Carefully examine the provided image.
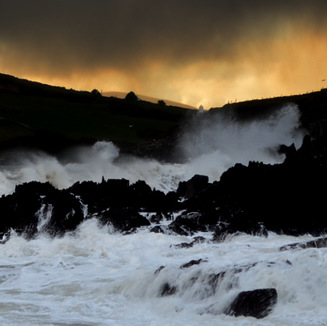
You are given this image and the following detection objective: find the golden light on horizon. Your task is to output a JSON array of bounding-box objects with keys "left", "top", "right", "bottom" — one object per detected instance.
[{"left": 2, "top": 4, "right": 327, "bottom": 110}]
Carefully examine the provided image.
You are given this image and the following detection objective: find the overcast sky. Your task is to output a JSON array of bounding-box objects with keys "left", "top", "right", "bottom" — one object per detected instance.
[{"left": 1, "top": 0, "right": 327, "bottom": 108}]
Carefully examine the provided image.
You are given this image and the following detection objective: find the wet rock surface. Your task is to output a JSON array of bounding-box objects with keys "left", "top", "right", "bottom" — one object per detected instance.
[
  {"left": 154, "top": 260, "right": 279, "bottom": 318},
  {"left": 225, "top": 288, "right": 278, "bottom": 319},
  {"left": 279, "top": 236, "right": 327, "bottom": 251}
]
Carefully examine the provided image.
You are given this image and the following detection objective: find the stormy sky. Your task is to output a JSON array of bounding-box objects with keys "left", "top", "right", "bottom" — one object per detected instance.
[{"left": 1, "top": 0, "right": 327, "bottom": 108}]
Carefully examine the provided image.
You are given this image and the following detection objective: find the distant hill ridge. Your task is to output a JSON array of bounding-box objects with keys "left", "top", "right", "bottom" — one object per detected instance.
[
  {"left": 0, "top": 73, "right": 195, "bottom": 159},
  {"left": 1, "top": 72, "right": 327, "bottom": 158},
  {"left": 103, "top": 91, "right": 196, "bottom": 109},
  {"left": 0, "top": 73, "right": 195, "bottom": 109}
]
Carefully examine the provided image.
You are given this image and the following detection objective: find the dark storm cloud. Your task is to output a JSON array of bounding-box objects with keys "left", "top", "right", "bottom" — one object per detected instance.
[{"left": 1, "top": 0, "right": 327, "bottom": 75}]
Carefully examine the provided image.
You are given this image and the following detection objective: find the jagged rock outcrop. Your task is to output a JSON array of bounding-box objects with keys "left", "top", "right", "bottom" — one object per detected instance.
[
  {"left": 177, "top": 174, "right": 209, "bottom": 198},
  {"left": 212, "top": 135, "right": 327, "bottom": 237},
  {"left": 0, "top": 135, "right": 327, "bottom": 240},
  {"left": 0, "top": 182, "right": 84, "bottom": 238}
]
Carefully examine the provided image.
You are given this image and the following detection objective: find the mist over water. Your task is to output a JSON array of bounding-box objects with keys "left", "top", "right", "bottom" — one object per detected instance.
[
  {"left": 0, "top": 104, "right": 305, "bottom": 196},
  {"left": 179, "top": 104, "right": 305, "bottom": 180},
  {"left": 0, "top": 143, "right": 185, "bottom": 195}
]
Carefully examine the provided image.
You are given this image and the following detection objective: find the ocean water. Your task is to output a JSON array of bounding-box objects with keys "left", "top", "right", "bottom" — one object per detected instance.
[
  {"left": 0, "top": 104, "right": 326, "bottom": 325},
  {"left": 0, "top": 224, "right": 326, "bottom": 325}
]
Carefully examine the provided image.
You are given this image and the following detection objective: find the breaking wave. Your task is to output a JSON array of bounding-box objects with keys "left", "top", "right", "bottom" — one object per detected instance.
[{"left": 0, "top": 104, "right": 305, "bottom": 196}]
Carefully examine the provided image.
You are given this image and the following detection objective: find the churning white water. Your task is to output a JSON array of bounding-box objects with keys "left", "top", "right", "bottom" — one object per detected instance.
[
  {"left": 0, "top": 223, "right": 327, "bottom": 325},
  {"left": 0, "top": 103, "right": 325, "bottom": 325}
]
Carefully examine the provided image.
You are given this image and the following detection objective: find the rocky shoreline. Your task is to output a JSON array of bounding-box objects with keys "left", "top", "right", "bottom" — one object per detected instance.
[
  {"left": 0, "top": 134, "right": 326, "bottom": 240},
  {"left": 0, "top": 134, "right": 326, "bottom": 319}
]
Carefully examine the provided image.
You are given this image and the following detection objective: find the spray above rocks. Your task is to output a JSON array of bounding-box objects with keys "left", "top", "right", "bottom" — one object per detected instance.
[{"left": 178, "top": 104, "right": 306, "bottom": 181}]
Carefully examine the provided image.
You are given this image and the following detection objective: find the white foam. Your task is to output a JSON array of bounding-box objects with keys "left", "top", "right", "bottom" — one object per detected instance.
[
  {"left": 179, "top": 104, "right": 305, "bottom": 181},
  {"left": 0, "top": 221, "right": 326, "bottom": 325},
  {"left": 0, "top": 143, "right": 185, "bottom": 195}
]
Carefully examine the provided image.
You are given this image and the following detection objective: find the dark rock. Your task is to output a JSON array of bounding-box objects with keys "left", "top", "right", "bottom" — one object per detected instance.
[
  {"left": 213, "top": 211, "right": 268, "bottom": 242},
  {"left": 180, "top": 258, "right": 207, "bottom": 269},
  {"left": 160, "top": 282, "right": 177, "bottom": 296},
  {"left": 168, "top": 210, "right": 219, "bottom": 235},
  {"left": 130, "top": 180, "right": 173, "bottom": 212},
  {"left": 225, "top": 288, "right": 277, "bottom": 319},
  {"left": 0, "top": 182, "right": 46, "bottom": 237},
  {"left": 150, "top": 225, "right": 168, "bottom": 234},
  {"left": 177, "top": 174, "right": 209, "bottom": 198},
  {"left": 68, "top": 178, "right": 130, "bottom": 213},
  {"left": 98, "top": 207, "right": 150, "bottom": 232},
  {"left": 212, "top": 137, "right": 327, "bottom": 236},
  {"left": 154, "top": 266, "right": 165, "bottom": 274},
  {"left": 129, "top": 180, "right": 152, "bottom": 207},
  {"left": 1, "top": 133, "right": 327, "bottom": 239},
  {"left": 150, "top": 212, "right": 164, "bottom": 224},
  {"left": 173, "top": 236, "right": 206, "bottom": 249},
  {"left": 280, "top": 237, "right": 327, "bottom": 251},
  {"left": 278, "top": 143, "right": 296, "bottom": 157},
  {"left": 41, "top": 190, "right": 85, "bottom": 236},
  {"left": 0, "top": 182, "right": 84, "bottom": 238},
  {"left": 168, "top": 211, "right": 204, "bottom": 235}
]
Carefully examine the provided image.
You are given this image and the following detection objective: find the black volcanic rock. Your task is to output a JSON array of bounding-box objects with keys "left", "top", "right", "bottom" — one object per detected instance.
[
  {"left": 68, "top": 178, "right": 130, "bottom": 212},
  {"left": 98, "top": 206, "right": 150, "bottom": 232},
  {"left": 0, "top": 182, "right": 50, "bottom": 237},
  {"left": 0, "top": 182, "right": 85, "bottom": 238},
  {"left": 168, "top": 208, "right": 220, "bottom": 235},
  {"left": 177, "top": 174, "right": 209, "bottom": 198},
  {"left": 168, "top": 211, "right": 205, "bottom": 235},
  {"left": 211, "top": 136, "right": 327, "bottom": 237},
  {"left": 42, "top": 190, "right": 85, "bottom": 236},
  {"left": 225, "top": 288, "right": 277, "bottom": 319}
]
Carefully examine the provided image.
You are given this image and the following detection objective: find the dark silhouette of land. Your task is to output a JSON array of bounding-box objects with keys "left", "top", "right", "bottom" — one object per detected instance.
[
  {"left": 211, "top": 89, "right": 327, "bottom": 135},
  {"left": 0, "top": 73, "right": 194, "bottom": 159},
  {"left": 1, "top": 73, "right": 327, "bottom": 160}
]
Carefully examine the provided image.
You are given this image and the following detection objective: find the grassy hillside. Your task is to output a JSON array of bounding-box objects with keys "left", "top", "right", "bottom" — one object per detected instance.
[{"left": 0, "top": 73, "right": 195, "bottom": 159}]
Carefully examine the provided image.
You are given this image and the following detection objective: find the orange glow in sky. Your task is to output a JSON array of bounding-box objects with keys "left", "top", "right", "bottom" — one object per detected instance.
[{"left": 1, "top": 1, "right": 327, "bottom": 109}]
